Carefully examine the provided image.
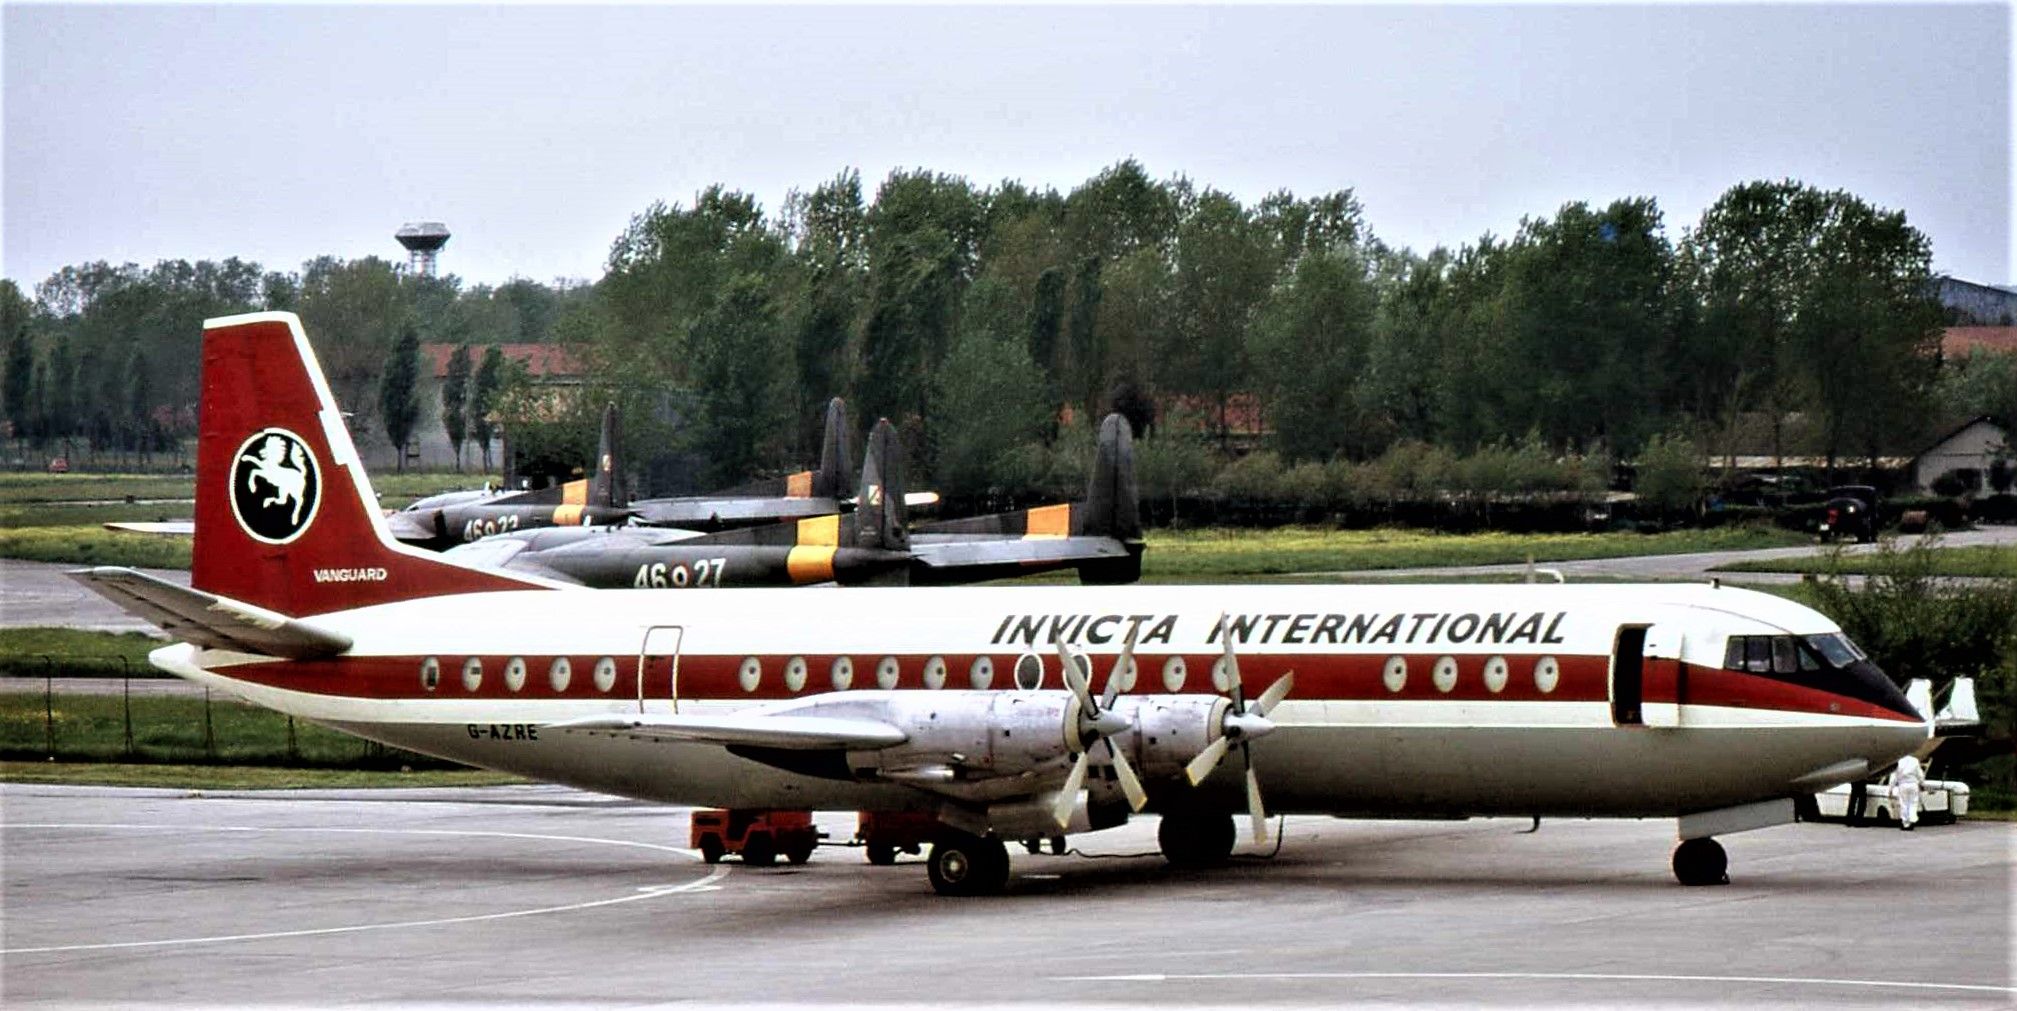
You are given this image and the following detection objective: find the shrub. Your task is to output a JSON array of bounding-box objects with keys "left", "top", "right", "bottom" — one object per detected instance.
[
  {"left": 1806, "top": 538, "right": 2017, "bottom": 808},
  {"left": 1210, "top": 450, "right": 1287, "bottom": 502},
  {"left": 1635, "top": 430, "right": 1706, "bottom": 515}
]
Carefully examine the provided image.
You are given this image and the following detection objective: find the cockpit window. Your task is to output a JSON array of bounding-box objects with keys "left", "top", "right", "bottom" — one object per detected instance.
[
  {"left": 1726, "top": 633, "right": 1863, "bottom": 673},
  {"left": 1804, "top": 633, "right": 1865, "bottom": 667},
  {"left": 1743, "top": 635, "right": 1772, "bottom": 673}
]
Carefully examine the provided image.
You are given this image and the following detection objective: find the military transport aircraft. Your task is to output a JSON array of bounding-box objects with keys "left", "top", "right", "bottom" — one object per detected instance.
[
  {"left": 71, "top": 312, "right": 1929, "bottom": 896},
  {"left": 383, "top": 404, "right": 632, "bottom": 548},
  {"left": 442, "top": 413, "right": 1144, "bottom": 588},
  {"left": 624, "top": 397, "right": 935, "bottom": 531}
]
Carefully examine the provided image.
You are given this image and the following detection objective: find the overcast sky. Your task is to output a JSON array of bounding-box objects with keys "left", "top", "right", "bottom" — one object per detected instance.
[{"left": 5, "top": 3, "right": 2010, "bottom": 293}]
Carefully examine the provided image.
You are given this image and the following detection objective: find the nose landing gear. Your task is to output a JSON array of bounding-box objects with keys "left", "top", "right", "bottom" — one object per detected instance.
[{"left": 1672, "top": 837, "right": 1729, "bottom": 886}]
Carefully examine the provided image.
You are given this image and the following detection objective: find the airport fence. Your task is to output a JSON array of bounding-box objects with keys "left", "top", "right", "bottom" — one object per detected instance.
[{"left": 0, "top": 658, "right": 459, "bottom": 769}]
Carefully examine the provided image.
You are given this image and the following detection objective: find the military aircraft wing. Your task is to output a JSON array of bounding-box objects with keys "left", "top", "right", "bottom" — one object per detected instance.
[
  {"left": 543, "top": 711, "right": 908, "bottom": 750},
  {"left": 630, "top": 495, "right": 845, "bottom": 529},
  {"left": 908, "top": 534, "right": 1132, "bottom": 567},
  {"left": 66, "top": 566, "right": 353, "bottom": 659}
]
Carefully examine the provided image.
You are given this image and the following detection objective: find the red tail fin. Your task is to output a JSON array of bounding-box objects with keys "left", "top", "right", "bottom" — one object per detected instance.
[{"left": 194, "top": 313, "right": 546, "bottom": 615}]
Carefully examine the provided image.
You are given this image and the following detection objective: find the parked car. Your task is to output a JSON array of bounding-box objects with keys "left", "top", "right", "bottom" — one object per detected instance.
[{"left": 1817, "top": 485, "right": 1879, "bottom": 543}]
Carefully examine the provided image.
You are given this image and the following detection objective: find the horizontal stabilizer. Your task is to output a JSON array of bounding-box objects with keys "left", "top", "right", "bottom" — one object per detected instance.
[
  {"left": 103, "top": 521, "right": 196, "bottom": 536},
  {"left": 66, "top": 566, "right": 352, "bottom": 659},
  {"left": 544, "top": 711, "right": 908, "bottom": 750}
]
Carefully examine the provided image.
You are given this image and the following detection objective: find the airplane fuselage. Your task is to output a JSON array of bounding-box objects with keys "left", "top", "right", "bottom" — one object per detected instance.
[{"left": 159, "top": 581, "right": 1926, "bottom": 820}]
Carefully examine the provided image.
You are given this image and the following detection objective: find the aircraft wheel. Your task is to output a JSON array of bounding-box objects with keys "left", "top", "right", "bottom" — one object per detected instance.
[
  {"left": 1159, "top": 811, "right": 1236, "bottom": 868},
  {"left": 866, "top": 842, "right": 898, "bottom": 866},
  {"left": 1047, "top": 835, "right": 1067, "bottom": 856},
  {"left": 698, "top": 837, "right": 724, "bottom": 865},
  {"left": 927, "top": 832, "right": 1010, "bottom": 896},
  {"left": 741, "top": 833, "right": 777, "bottom": 867},
  {"left": 1672, "top": 837, "right": 1728, "bottom": 886}
]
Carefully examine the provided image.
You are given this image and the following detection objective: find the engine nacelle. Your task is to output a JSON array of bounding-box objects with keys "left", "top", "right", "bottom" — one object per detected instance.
[{"left": 1110, "top": 695, "right": 1231, "bottom": 780}]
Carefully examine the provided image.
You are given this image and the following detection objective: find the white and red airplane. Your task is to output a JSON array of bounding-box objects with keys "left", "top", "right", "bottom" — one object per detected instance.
[{"left": 74, "top": 312, "right": 1929, "bottom": 895}]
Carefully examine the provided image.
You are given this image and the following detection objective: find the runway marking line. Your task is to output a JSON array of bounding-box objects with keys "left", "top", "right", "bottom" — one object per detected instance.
[
  {"left": 4, "top": 823, "right": 729, "bottom": 955},
  {"left": 1056, "top": 971, "right": 2016, "bottom": 996}
]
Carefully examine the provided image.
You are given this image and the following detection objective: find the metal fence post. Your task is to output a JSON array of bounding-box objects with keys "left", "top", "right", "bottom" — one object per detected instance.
[
  {"left": 41, "top": 654, "right": 54, "bottom": 760},
  {"left": 121, "top": 656, "right": 135, "bottom": 757},
  {"left": 287, "top": 716, "right": 297, "bottom": 761},
  {"left": 203, "top": 687, "right": 215, "bottom": 760}
]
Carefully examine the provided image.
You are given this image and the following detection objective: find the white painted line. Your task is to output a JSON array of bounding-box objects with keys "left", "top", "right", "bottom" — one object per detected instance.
[
  {"left": 4, "top": 823, "right": 728, "bottom": 954},
  {"left": 1055, "top": 971, "right": 2016, "bottom": 996}
]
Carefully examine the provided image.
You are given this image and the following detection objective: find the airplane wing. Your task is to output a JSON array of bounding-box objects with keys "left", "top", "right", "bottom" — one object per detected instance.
[
  {"left": 543, "top": 712, "right": 908, "bottom": 750},
  {"left": 632, "top": 497, "right": 843, "bottom": 528},
  {"left": 66, "top": 566, "right": 353, "bottom": 659},
  {"left": 909, "top": 534, "right": 1132, "bottom": 568}
]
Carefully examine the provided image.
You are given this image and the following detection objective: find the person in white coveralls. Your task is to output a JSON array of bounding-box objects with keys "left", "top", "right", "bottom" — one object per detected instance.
[{"left": 1892, "top": 754, "right": 1925, "bottom": 830}]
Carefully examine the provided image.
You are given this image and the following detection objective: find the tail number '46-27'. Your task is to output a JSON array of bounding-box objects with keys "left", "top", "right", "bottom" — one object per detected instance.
[{"left": 634, "top": 558, "right": 728, "bottom": 588}]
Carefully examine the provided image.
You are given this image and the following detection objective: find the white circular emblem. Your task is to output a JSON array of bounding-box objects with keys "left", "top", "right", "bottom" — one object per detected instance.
[{"left": 229, "top": 427, "right": 322, "bottom": 544}]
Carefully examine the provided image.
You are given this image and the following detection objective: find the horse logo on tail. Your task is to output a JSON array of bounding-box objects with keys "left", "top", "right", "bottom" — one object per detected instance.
[{"left": 230, "top": 428, "right": 321, "bottom": 544}]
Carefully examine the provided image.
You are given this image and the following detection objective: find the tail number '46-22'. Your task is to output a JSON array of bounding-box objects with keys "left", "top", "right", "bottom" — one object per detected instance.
[{"left": 633, "top": 558, "right": 728, "bottom": 588}]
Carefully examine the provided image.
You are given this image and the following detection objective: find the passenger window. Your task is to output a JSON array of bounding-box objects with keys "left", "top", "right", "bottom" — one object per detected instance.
[
  {"left": 1014, "top": 653, "right": 1043, "bottom": 690},
  {"left": 1771, "top": 636, "right": 1799, "bottom": 675},
  {"left": 1724, "top": 638, "right": 1744, "bottom": 671}
]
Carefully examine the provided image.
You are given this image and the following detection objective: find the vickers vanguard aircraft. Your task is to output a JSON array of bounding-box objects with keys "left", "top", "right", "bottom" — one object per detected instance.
[{"left": 73, "top": 313, "right": 1929, "bottom": 896}]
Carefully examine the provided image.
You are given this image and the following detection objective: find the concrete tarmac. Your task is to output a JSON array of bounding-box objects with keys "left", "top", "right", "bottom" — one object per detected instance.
[{"left": 3, "top": 783, "right": 2010, "bottom": 1009}]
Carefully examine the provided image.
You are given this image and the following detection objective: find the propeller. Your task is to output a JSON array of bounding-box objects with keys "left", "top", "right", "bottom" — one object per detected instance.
[
  {"left": 1051, "top": 632, "right": 1149, "bottom": 828},
  {"left": 1183, "top": 615, "right": 1294, "bottom": 845}
]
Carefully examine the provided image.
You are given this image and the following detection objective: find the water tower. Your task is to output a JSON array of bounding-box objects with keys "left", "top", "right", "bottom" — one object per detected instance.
[{"left": 395, "top": 222, "right": 451, "bottom": 277}]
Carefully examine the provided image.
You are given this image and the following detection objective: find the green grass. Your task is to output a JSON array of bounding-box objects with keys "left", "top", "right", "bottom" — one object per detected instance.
[
  {"left": 1716, "top": 545, "right": 2017, "bottom": 578},
  {"left": 0, "top": 471, "right": 502, "bottom": 566},
  {"left": 0, "top": 470, "right": 493, "bottom": 504},
  {"left": 0, "top": 691, "right": 452, "bottom": 767},
  {"left": 0, "top": 524, "right": 193, "bottom": 568},
  {"left": 0, "top": 627, "right": 168, "bottom": 677},
  {"left": 1139, "top": 525, "right": 1808, "bottom": 578},
  {"left": 0, "top": 472, "right": 200, "bottom": 503},
  {"left": 0, "top": 760, "right": 523, "bottom": 790}
]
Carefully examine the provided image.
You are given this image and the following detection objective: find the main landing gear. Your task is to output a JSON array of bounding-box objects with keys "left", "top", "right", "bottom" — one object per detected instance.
[
  {"left": 926, "top": 830, "right": 1011, "bottom": 896},
  {"left": 1672, "top": 837, "right": 1729, "bottom": 886},
  {"left": 1158, "top": 811, "right": 1237, "bottom": 868}
]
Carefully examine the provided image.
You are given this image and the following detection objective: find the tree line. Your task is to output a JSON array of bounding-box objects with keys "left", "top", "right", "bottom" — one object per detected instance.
[{"left": 5, "top": 163, "right": 2008, "bottom": 498}]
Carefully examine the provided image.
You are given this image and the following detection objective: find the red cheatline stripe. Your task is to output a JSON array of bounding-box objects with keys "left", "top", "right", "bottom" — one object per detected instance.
[{"left": 208, "top": 653, "right": 1914, "bottom": 721}]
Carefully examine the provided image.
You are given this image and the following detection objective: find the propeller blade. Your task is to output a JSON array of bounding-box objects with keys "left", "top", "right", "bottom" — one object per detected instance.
[
  {"left": 1058, "top": 639, "right": 1090, "bottom": 706},
  {"left": 1053, "top": 752, "right": 1089, "bottom": 828},
  {"left": 1102, "top": 631, "right": 1136, "bottom": 710},
  {"left": 1104, "top": 739, "right": 1148, "bottom": 811},
  {"left": 1184, "top": 736, "right": 1233, "bottom": 786},
  {"left": 1252, "top": 671, "right": 1295, "bottom": 718},
  {"left": 1219, "top": 618, "right": 1244, "bottom": 706},
  {"left": 1245, "top": 764, "right": 1269, "bottom": 845}
]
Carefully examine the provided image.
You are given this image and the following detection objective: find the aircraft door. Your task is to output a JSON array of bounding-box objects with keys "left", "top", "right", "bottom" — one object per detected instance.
[
  {"left": 1639, "top": 623, "right": 1684, "bottom": 728},
  {"left": 638, "top": 625, "right": 684, "bottom": 714},
  {"left": 1609, "top": 624, "right": 1648, "bottom": 727}
]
